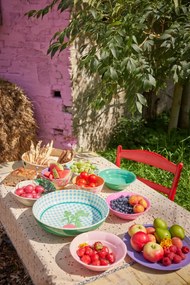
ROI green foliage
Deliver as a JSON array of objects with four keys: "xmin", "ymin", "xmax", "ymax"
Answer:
[
  {"xmin": 99, "ymin": 114, "xmax": 190, "ymax": 211},
  {"xmin": 26, "ymin": 1, "xmax": 190, "ymax": 112}
]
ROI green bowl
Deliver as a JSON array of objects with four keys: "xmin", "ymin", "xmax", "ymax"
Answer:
[
  {"xmin": 32, "ymin": 189, "xmax": 109, "ymax": 237},
  {"xmin": 99, "ymin": 168, "xmax": 136, "ymax": 191}
]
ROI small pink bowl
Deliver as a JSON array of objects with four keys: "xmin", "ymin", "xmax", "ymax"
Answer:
[
  {"xmin": 106, "ymin": 192, "xmax": 151, "ymax": 220},
  {"xmin": 70, "ymin": 230, "xmax": 127, "ymax": 271}
]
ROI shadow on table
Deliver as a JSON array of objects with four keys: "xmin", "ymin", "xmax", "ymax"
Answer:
[
  {"xmin": 105, "ymin": 213, "xmax": 132, "ymax": 225},
  {"xmin": 0, "ymin": 161, "xmax": 22, "ymax": 171},
  {"xmin": 55, "ymin": 243, "xmax": 99, "ymax": 278}
]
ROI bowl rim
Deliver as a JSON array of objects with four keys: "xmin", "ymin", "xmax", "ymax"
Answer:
[
  {"xmin": 70, "ymin": 230, "xmax": 127, "ymax": 269},
  {"xmin": 32, "ymin": 189, "xmax": 109, "ymax": 231},
  {"xmin": 106, "ymin": 191, "xmax": 151, "ymax": 217},
  {"xmin": 99, "ymin": 168, "xmax": 136, "ymax": 186}
]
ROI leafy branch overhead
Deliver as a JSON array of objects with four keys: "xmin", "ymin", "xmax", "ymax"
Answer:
[{"xmin": 26, "ymin": 0, "xmax": 190, "ymax": 111}]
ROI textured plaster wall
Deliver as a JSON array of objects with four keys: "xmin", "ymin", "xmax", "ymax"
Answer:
[{"xmin": 0, "ymin": 0, "xmax": 76, "ymax": 149}]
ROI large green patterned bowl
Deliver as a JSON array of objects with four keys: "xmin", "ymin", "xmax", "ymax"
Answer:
[{"xmin": 32, "ymin": 189, "xmax": 109, "ymax": 237}]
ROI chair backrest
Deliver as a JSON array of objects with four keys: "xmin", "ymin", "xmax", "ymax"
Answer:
[{"xmin": 115, "ymin": 145, "xmax": 183, "ymax": 201}]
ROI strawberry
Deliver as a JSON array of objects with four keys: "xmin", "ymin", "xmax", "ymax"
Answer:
[
  {"xmin": 100, "ymin": 258, "xmax": 109, "ymax": 266},
  {"xmin": 93, "ymin": 241, "xmax": 103, "ymax": 251}
]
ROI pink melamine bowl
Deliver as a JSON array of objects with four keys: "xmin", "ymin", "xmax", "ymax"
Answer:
[
  {"xmin": 70, "ymin": 230, "xmax": 127, "ymax": 271},
  {"xmin": 106, "ymin": 192, "xmax": 151, "ymax": 220}
]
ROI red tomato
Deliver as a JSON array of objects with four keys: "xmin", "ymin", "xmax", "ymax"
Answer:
[
  {"xmin": 76, "ymin": 178, "xmax": 87, "ymax": 186},
  {"xmin": 88, "ymin": 174, "xmax": 97, "ymax": 184},
  {"xmin": 88, "ymin": 182, "xmax": 96, "ymax": 188},
  {"xmin": 79, "ymin": 172, "xmax": 89, "ymax": 180},
  {"xmin": 106, "ymin": 253, "xmax": 115, "ymax": 264},
  {"xmin": 81, "ymin": 254, "xmax": 91, "ymax": 264}
]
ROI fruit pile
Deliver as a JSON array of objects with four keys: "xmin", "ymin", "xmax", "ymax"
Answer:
[
  {"xmin": 128, "ymin": 218, "xmax": 190, "ymax": 266},
  {"xmin": 15, "ymin": 184, "xmax": 45, "ymax": 199},
  {"xmin": 76, "ymin": 241, "xmax": 116, "ymax": 266},
  {"xmin": 110, "ymin": 194, "xmax": 148, "ymax": 214},
  {"xmin": 75, "ymin": 172, "xmax": 102, "ymax": 188},
  {"xmin": 43, "ymin": 163, "xmax": 71, "ymax": 180},
  {"xmin": 70, "ymin": 160, "xmax": 98, "ymax": 175}
]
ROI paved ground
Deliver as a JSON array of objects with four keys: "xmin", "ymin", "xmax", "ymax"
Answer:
[{"xmin": 0, "ymin": 223, "xmax": 33, "ymax": 285}]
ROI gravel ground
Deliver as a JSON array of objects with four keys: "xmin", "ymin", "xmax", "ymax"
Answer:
[{"xmin": 0, "ymin": 223, "xmax": 34, "ymax": 285}]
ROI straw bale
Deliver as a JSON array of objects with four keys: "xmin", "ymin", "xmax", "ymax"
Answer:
[{"xmin": 0, "ymin": 79, "xmax": 37, "ymax": 163}]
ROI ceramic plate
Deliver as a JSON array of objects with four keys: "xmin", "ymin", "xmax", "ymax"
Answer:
[
  {"xmin": 32, "ymin": 189, "xmax": 109, "ymax": 236},
  {"xmin": 123, "ymin": 224, "xmax": 190, "ymax": 271}
]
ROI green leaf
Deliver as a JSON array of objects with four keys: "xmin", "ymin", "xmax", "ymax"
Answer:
[
  {"xmin": 148, "ymin": 74, "xmax": 156, "ymax": 87},
  {"xmin": 132, "ymin": 44, "xmax": 141, "ymax": 53},
  {"xmin": 136, "ymin": 101, "xmax": 143, "ymax": 113},
  {"xmin": 89, "ymin": 8, "xmax": 97, "ymax": 19},
  {"xmin": 110, "ymin": 46, "xmax": 117, "ymax": 59},
  {"xmin": 110, "ymin": 67, "xmax": 118, "ymax": 80},
  {"xmin": 136, "ymin": 93, "xmax": 147, "ymax": 106}
]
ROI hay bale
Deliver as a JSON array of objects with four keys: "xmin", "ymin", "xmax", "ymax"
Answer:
[{"xmin": 0, "ymin": 79, "xmax": 37, "ymax": 163}]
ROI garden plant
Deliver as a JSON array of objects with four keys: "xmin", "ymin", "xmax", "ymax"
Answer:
[{"xmin": 99, "ymin": 114, "xmax": 190, "ymax": 212}]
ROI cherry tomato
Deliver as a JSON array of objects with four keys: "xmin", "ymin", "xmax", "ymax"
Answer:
[
  {"xmin": 88, "ymin": 174, "xmax": 97, "ymax": 184},
  {"xmin": 88, "ymin": 182, "xmax": 96, "ymax": 188},
  {"xmin": 79, "ymin": 172, "xmax": 89, "ymax": 180},
  {"xmin": 76, "ymin": 178, "xmax": 87, "ymax": 186}
]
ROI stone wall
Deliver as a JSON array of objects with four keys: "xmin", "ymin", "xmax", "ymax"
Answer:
[{"xmin": 0, "ymin": 0, "xmax": 76, "ymax": 149}]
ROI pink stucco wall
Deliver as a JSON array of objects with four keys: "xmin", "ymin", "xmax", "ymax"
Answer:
[{"xmin": 0, "ymin": 0, "xmax": 77, "ymax": 149}]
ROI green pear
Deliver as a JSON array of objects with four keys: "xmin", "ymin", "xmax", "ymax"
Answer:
[
  {"xmin": 153, "ymin": 218, "xmax": 168, "ymax": 229},
  {"xmin": 155, "ymin": 227, "xmax": 171, "ymax": 243},
  {"xmin": 169, "ymin": 224, "xmax": 185, "ymax": 240}
]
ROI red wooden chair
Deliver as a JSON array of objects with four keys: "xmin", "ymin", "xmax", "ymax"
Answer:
[{"xmin": 115, "ymin": 145, "xmax": 183, "ymax": 201}]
